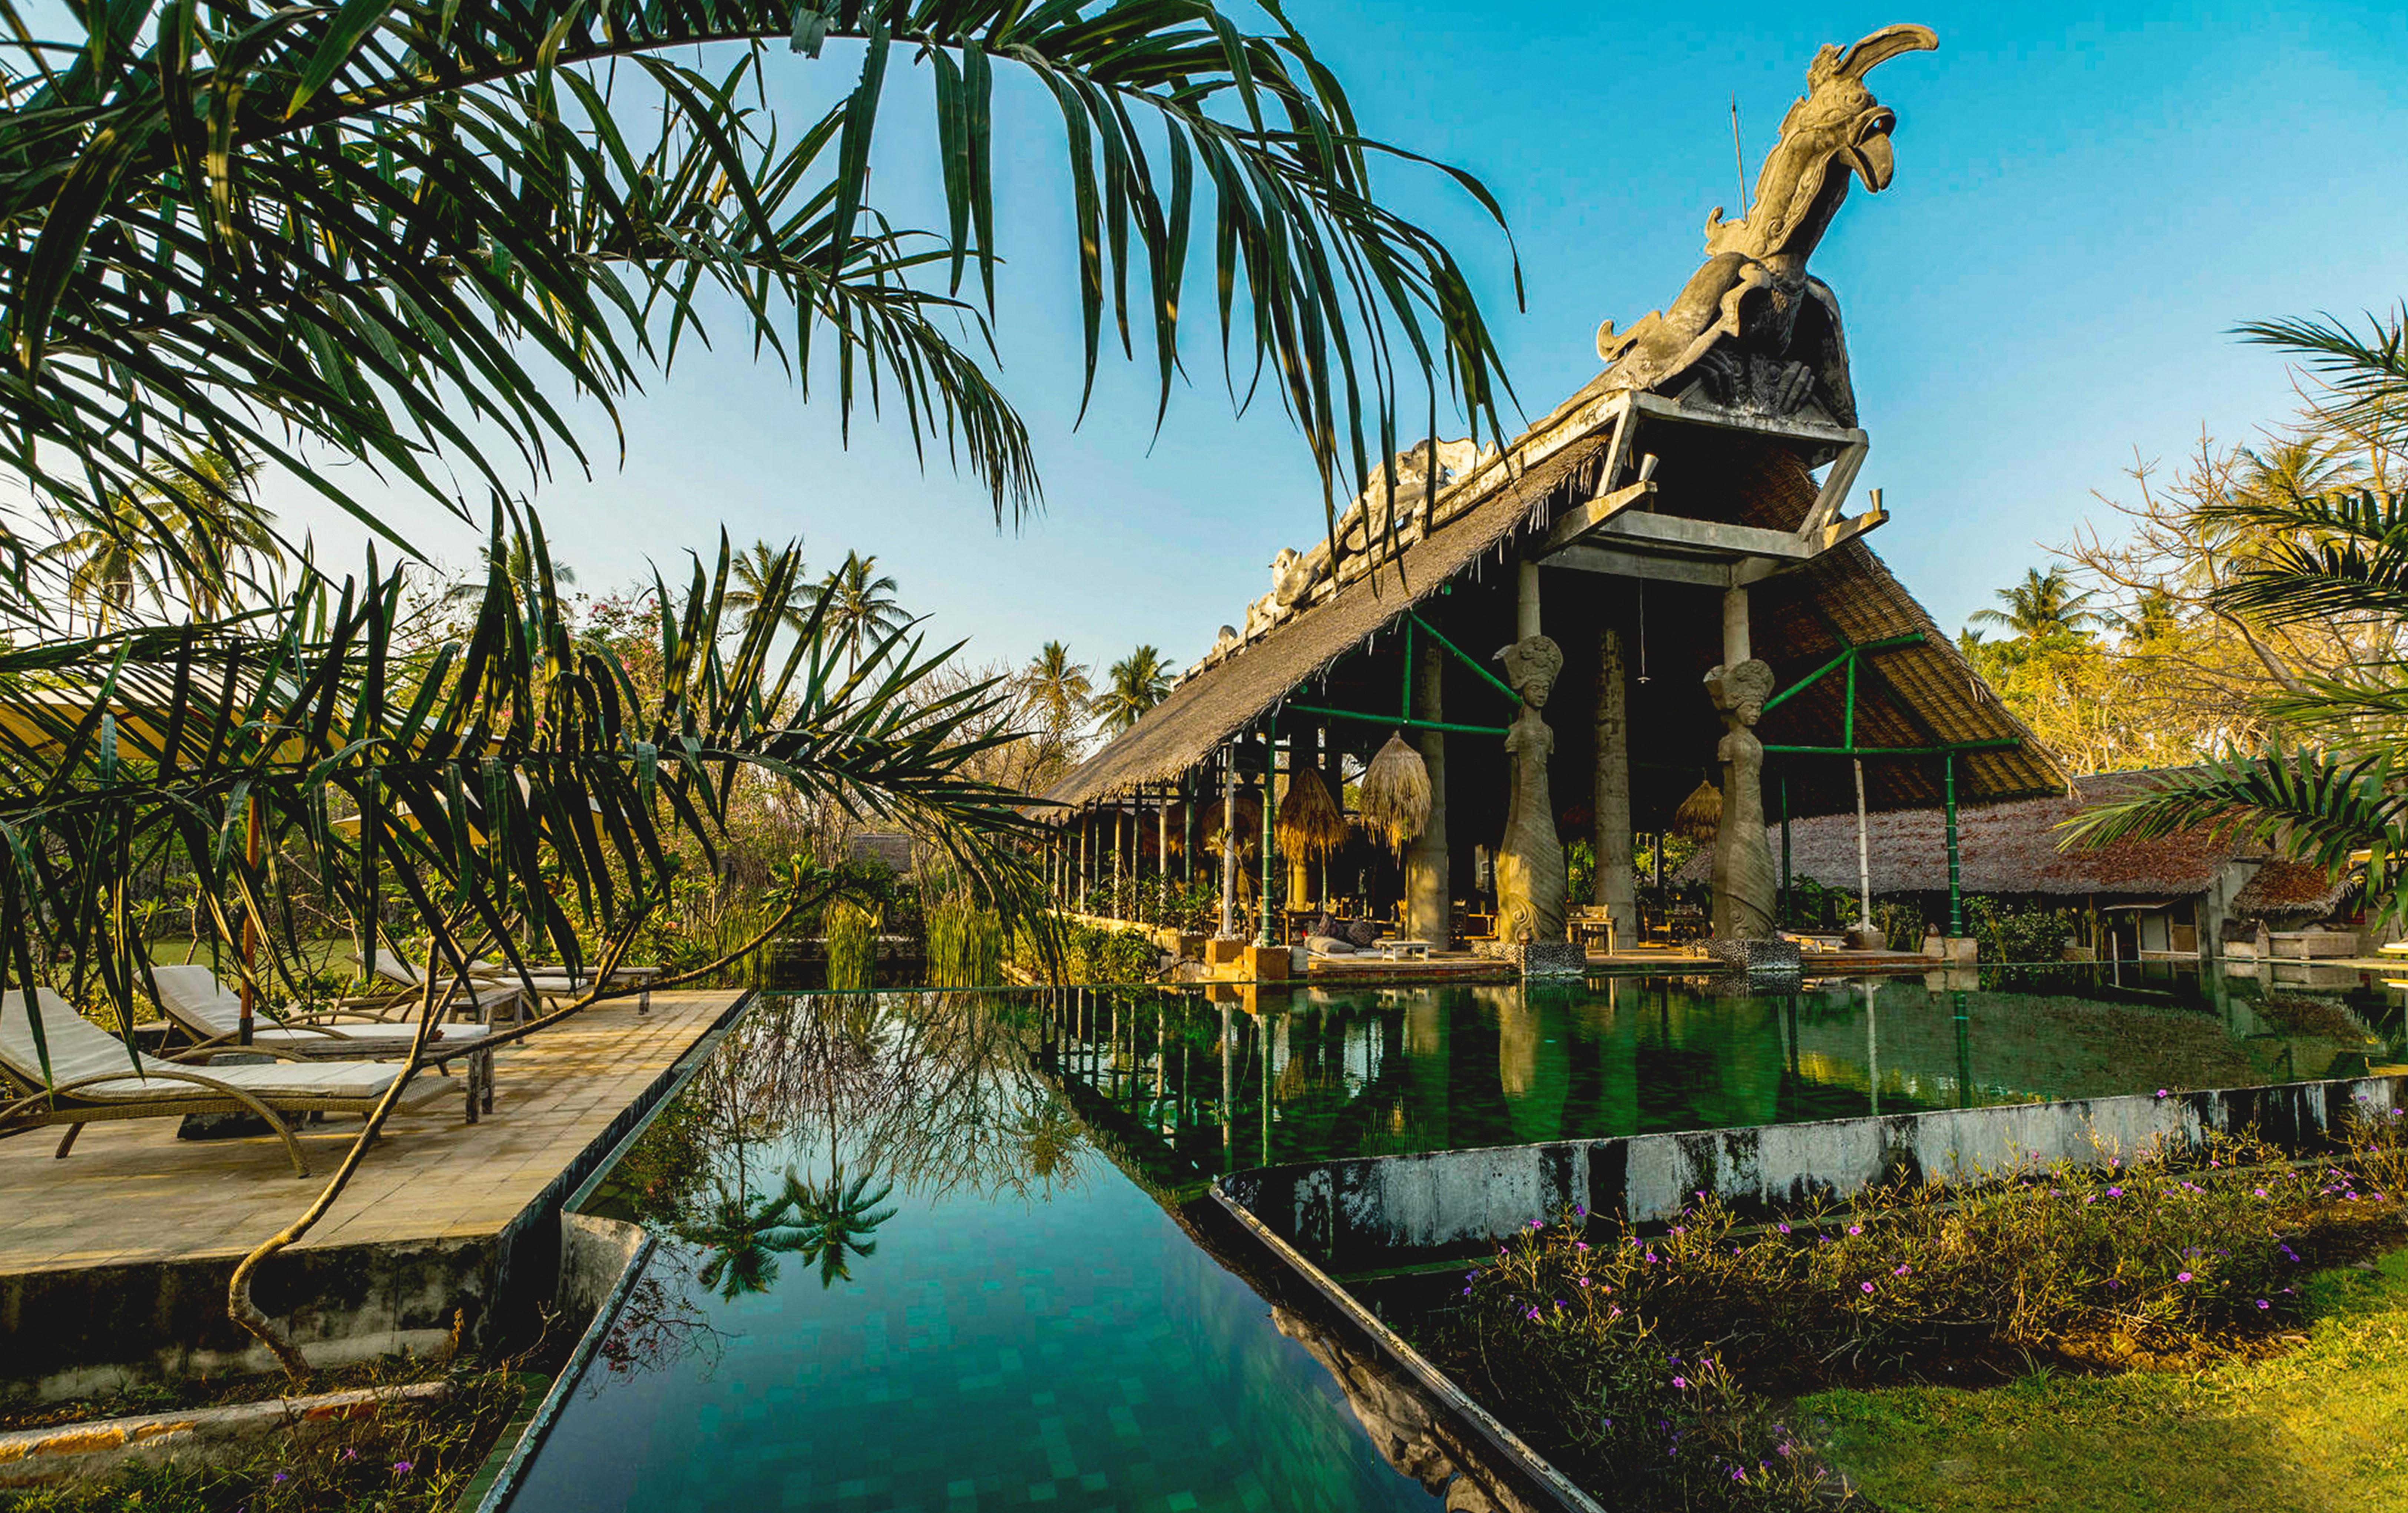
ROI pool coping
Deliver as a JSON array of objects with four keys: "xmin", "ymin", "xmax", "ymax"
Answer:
[
  {"xmin": 462, "ymin": 988, "xmax": 755, "ymax": 1513},
  {"xmin": 1207, "ymin": 1185, "xmax": 1606, "ymax": 1513}
]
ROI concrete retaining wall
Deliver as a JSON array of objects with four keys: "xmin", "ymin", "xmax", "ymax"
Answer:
[{"xmin": 1221, "ymin": 1073, "xmax": 2408, "ymax": 1271}]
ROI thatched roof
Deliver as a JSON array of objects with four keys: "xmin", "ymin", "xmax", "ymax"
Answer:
[
  {"xmin": 1036, "ymin": 424, "xmax": 1619, "ymax": 810},
  {"xmin": 1038, "ymin": 394, "xmax": 2064, "ymax": 820},
  {"xmin": 1680, "ymin": 768, "xmax": 2355, "ymax": 918}
]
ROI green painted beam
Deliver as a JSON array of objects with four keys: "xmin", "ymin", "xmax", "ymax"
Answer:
[
  {"xmin": 1408, "ymin": 612, "xmax": 1521, "ymax": 705},
  {"xmin": 1760, "ymin": 633, "xmax": 1925, "ymax": 713},
  {"xmin": 1761, "ymin": 739, "xmax": 2023, "ymax": 757},
  {"xmin": 1285, "ymin": 702, "xmax": 1509, "ymax": 738}
]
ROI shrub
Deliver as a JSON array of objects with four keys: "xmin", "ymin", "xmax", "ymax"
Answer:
[
  {"xmin": 1965, "ymin": 895, "xmax": 2072, "ymax": 963},
  {"xmin": 822, "ymin": 897, "xmax": 879, "ymax": 990},
  {"xmin": 1423, "ymin": 1110, "xmax": 2408, "ymax": 1510},
  {"xmin": 925, "ymin": 896, "xmax": 1004, "ymax": 988}
]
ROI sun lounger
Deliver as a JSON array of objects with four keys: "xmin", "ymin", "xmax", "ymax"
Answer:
[
  {"xmin": 0, "ymin": 989, "xmax": 437, "ymax": 1175},
  {"xmin": 364, "ymin": 955, "xmax": 524, "ymax": 1023},
  {"xmin": 467, "ymin": 957, "xmax": 663, "ymax": 1012},
  {"xmin": 148, "ymin": 966, "xmax": 494, "ymax": 1121}
]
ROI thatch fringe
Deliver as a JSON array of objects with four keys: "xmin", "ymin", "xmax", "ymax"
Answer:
[
  {"xmin": 1277, "ymin": 767, "xmax": 1347, "ymax": 859},
  {"xmin": 1672, "ymin": 775, "xmax": 1722, "ymax": 841},
  {"xmin": 1359, "ymin": 733, "xmax": 1430, "ymax": 855}
]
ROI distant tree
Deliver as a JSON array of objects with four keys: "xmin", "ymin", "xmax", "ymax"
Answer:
[
  {"xmin": 445, "ymin": 540, "xmax": 576, "ymax": 610},
  {"xmin": 37, "ymin": 446, "xmax": 276, "ymax": 626},
  {"xmin": 1022, "ymin": 642, "xmax": 1094, "ymax": 742},
  {"xmin": 727, "ymin": 538, "xmax": 818, "ymax": 639},
  {"xmin": 820, "ymin": 553, "xmax": 905, "ymax": 672},
  {"xmin": 1968, "ymin": 566, "xmax": 2103, "ymax": 642},
  {"xmin": 1092, "ymin": 646, "xmax": 1172, "ymax": 734},
  {"xmin": 39, "ymin": 491, "xmax": 168, "ymax": 629}
]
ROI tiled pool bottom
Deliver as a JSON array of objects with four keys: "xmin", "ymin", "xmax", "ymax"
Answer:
[{"xmin": 505, "ymin": 998, "xmax": 1439, "ymax": 1513}]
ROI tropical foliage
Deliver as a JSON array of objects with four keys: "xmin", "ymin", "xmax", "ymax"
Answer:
[
  {"xmin": 0, "ymin": 0, "xmax": 1515, "ymax": 582},
  {"xmin": 2068, "ymin": 305, "xmax": 2408, "ymax": 923}
]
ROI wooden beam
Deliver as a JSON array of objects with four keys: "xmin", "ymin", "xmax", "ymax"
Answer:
[
  {"xmin": 1798, "ymin": 439, "xmax": 1869, "ymax": 536},
  {"xmin": 1539, "ymin": 479, "xmax": 1659, "ymax": 555},
  {"xmin": 1545, "ymin": 543, "xmax": 1733, "ymax": 588},
  {"xmin": 1591, "ymin": 512, "xmax": 1815, "ymax": 560},
  {"xmin": 1630, "ymin": 391, "xmax": 1869, "ymax": 452},
  {"xmin": 1807, "ymin": 502, "xmax": 1889, "ymax": 554}
]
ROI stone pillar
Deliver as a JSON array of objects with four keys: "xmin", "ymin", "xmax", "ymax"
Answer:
[
  {"xmin": 1518, "ymin": 560, "xmax": 1543, "ymax": 641},
  {"xmin": 1594, "ymin": 622, "xmax": 1636, "ymax": 941},
  {"xmin": 1403, "ymin": 652, "xmax": 1451, "ymax": 946},
  {"xmin": 1722, "ymin": 585, "xmax": 1750, "ymax": 665}
]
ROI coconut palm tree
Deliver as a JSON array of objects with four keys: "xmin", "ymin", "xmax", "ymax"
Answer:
[
  {"xmin": 1969, "ymin": 567, "xmax": 2104, "ymax": 642},
  {"xmin": 443, "ymin": 540, "xmax": 577, "ymax": 610},
  {"xmin": 1, "ymin": 0, "xmax": 1518, "ymax": 576},
  {"xmin": 37, "ymin": 491, "xmax": 169, "ymax": 630},
  {"xmin": 1022, "ymin": 642, "xmax": 1094, "ymax": 744},
  {"xmin": 820, "ymin": 553, "xmax": 904, "ymax": 672},
  {"xmin": 1092, "ymin": 646, "xmax": 1172, "ymax": 734},
  {"xmin": 727, "ymin": 538, "xmax": 818, "ymax": 639},
  {"xmin": 142, "ymin": 448, "xmax": 279, "ymax": 616}
]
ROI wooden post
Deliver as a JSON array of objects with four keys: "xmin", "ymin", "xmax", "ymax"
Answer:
[
  {"xmin": 1219, "ymin": 748, "xmax": 1239, "ymax": 938},
  {"xmin": 1257, "ymin": 729, "xmax": 1279, "ymax": 948},
  {"xmin": 1594, "ymin": 622, "xmax": 1635, "ymax": 939},
  {"xmin": 1404, "ymin": 648, "xmax": 1450, "ymax": 946}
]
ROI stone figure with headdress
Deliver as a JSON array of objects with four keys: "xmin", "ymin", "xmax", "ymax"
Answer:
[
  {"xmin": 1704, "ymin": 659, "xmax": 1780, "ymax": 940},
  {"xmin": 1495, "ymin": 634, "xmax": 1567, "ymax": 946}
]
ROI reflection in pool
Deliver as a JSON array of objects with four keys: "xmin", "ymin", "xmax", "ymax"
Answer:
[
  {"xmin": 509, "ymin": 993, "xmax": 1444, "ymax": 1513},
  {"xmin": 510, "ymin": 966, "xmax": 2402, "ymax": 1511}
]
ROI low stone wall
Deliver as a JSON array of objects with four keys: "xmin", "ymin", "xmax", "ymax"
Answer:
[{"xmin": 1221, "ymin": 1073, "xmax": 2408, "ymax": 1271}]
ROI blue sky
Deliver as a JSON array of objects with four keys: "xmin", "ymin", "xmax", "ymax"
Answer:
[{"xmin": 262, "ymin": 1, "xmax": 2408, "ymax": 679}]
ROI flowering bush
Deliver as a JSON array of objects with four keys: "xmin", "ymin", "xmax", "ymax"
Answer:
[{"xmin": 1423, "ymin": 1110, "xmax": 2408, "ymax": 1509}]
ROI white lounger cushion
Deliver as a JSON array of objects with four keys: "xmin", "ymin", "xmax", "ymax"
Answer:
[
  {"xmin": 149, "ymin": 965, "xmax": 489, "ymax": 1052},
  {"xmin": 1, "ymin": 989, "xmax": 403, "ymax": 1103}
]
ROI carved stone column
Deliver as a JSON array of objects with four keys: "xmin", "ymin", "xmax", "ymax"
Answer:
[{"xmin": 1594, "ymin": 622, "xmax": 1637, "ymax": 941}]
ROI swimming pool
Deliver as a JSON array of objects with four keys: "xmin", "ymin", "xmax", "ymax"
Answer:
[{"xmin": 506, "ymin": 965, "xmax": 2402, "ymax": 1510}]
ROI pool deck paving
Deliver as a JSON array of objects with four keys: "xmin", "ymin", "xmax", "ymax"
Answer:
[{"xmin": 0, "ymin": 988, "xmax": 741, "ymax": 1279}]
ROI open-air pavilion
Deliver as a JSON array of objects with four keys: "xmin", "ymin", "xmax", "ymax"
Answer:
[{"xmin": 1037, "ymin": 24, "xmax": 2066, "ymax": 967}]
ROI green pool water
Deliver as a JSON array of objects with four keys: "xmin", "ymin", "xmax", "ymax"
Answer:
[{"xmin": 509, "ymin": 965, "xmax": 2404, "ymax": 1511}]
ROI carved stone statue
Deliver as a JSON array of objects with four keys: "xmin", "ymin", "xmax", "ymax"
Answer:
[
  {"xmin": 1594, "ymin": 24, "xmax": 1936, "ymax": 426},
  {"xmin": 1495, "ymin": 635, "xmax": 1568, "ymax": 946},
  {"xmin": 1706, "ymin": 659, "xmax": 1780, "ymax": 941}
]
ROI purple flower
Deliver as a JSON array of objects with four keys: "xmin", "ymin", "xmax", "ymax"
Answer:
[
  {"xmin": 2256, "ymin": 1299, "xmax": 2271, "ymax": 1310},
  {"xmin": 393, "ymin": 1461, "xmax": 414, "ymax": 1476},
  {"xmin": 1577, "ymin": 1277, "xmax": 1592, "ymax": 1288},
  {"xmin": 1673, "ymin": 1375, "xmax": 1688, "ymax": 1389},
  {"xmin": 1847, "ymin": 1225, "xmax": 1863, "ymax": 1236},
  {"xmin": 2177, "ymin": 1272, "xmax": 2193, "ymax": 1282},
  {"xmin": 2156, "ymin": 1088, "xmax": 2170, "ymax": 1098},
  {"xmin": 1776, "ymin": 1222, "xmax": 1792, "ymax": 1235},
  {"xmin": 1575, "ymin": 1241, "xmax": 1590, "ymax": 1253},
  {"xmin": 272, "ymin": 1472, "xmax": 289, "ymax": 1485},
  {"xmin": 1861, "ymin": 1281, "xmax": 1875, "ymax": 1294},
  {"xmin": 1530, "ymin": 1219, "xmax": 1545, "ymax": 1230},
  {"xmin": 2106, "ymin": 1186, "xmax": 2124, "ymax": 1198},
  {"xmin": 1893, "ymin": 1265, "xmax": 1911, "ymax": 1276},
  {"xmin": 1463, "ymin": 1286, "xmax": 1473, "ymax": 1296},
  {"xmin": 1645, "ymin": 1252, "xmax": 1658, "ymax": 1263}
]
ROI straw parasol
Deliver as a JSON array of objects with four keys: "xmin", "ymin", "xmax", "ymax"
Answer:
[
  {"xmin": 1671, "ymin": 774, "xmax": 1722, "ymax": 841},
  {"xmin": 1276, "ymin": 767, "xmax": 1346, "ymax": 859},
  {"xmin": 1358, "ymin": 732, "xmax": 1430, "ymax": 855}
]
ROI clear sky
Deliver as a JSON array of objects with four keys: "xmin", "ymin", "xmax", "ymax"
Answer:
[{"xmin": 259, "ymin": 0, "xmax": 2408, "ymax": 680}]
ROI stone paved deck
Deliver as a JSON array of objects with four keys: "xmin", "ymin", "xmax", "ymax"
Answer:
[{"xmin": 0, "ymin": 989, "xmax": 743, "ymax": 1278}]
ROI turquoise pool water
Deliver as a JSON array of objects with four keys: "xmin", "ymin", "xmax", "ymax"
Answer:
[
  {"xmin": 507, "ymin": 994, "xmax": 1441, "ymax": 1513},
  {"xmin": 510, "ymin": 965, "xmax": 2402, "ymax": 1510}
]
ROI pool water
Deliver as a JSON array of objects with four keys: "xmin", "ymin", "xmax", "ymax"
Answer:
[
  {"xmin": 507, "ymin": 994, "xmax": 1441, "ymax": 1513},
  {"xmin": 1040, "ymin": 963, "xmax": 2406, "ymax": 1187},
  {"xmin": 510, "ymin": 965, "xmax": 2403, "ymax": 1511}
]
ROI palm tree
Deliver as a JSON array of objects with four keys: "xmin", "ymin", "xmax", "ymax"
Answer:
[
  {"xmin": 726, "ymin": 538, "xmax": 818, "ymax": 639},
  {"xmin": 4, "ymin": 0, "xmax": 1517, "ymax": 581},
  {"xmin": 1092, "ymin": 646, "xmax": 1172, "ymax": 734},
  {"xmin": 1021, "ymin": 642, "xmax": 1094, "ymax": 743},
  {"xmin": 1968, "ymin": 567, "xmax": 2104, "ymax": 642},
  {"xmin": 820, "ymin": 553, "xmax": 904, "ymax": 672},
  {"xmin": 145, "ymin": 448, "xmax": 278, "ymax": 615},
  {"xmin": 685, "ymin": 1186, "xmax": 816, "ymax": 1300},
  {"xmin": 2074, "ymin": 306, "xmax": 2408, "ymax": 926},
  {"xmin": 38, "ymin": 491, "xmax": 169, "ymax": 630},
  {"xmin": 444, "ymin": 540, "xmax": 577, "ymax": 610}
]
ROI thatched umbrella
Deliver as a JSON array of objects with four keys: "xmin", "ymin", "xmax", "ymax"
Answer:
[
  {"xmin": 1671, "ymin": 774, "xmax": 1722, "ymax": 842},
  {"xmin": 1359, "ymin": 732, "xmax": 1430, "ymax": 855},
  {"xmin": 1277, "ymin": 766, "xmax": 1346, "ymax": 859}
]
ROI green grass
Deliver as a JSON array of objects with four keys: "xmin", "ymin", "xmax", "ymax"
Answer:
[{"xmin": 1807, "ymin": 1244, "xmax": 2408, "ymax": 1511}]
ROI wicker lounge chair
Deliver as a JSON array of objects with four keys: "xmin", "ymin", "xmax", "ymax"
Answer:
[
  {"xmin": 0, "ymin": 989, "xmax": 433, "ymax": 1175},
  {"xmin": 467, "ymin": 957, "xmax": 663, "ymax": 1013},
  {"xmin": 363, "ymin": 955, "xmax": 524, "ymax": 1024},
  {"xmin": 148, "ymin": 965, "xmax": 494, "ymax": 1121}
]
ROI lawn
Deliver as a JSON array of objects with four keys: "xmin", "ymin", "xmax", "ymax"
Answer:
[{"xmin": 1807, "ymin": 1244, "xmax": 2408, "ymax": 1512}]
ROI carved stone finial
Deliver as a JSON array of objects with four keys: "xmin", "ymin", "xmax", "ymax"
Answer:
[{"xmin": 1594, "ymin": 25, "xmax": 1937, "ymax": 427}]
